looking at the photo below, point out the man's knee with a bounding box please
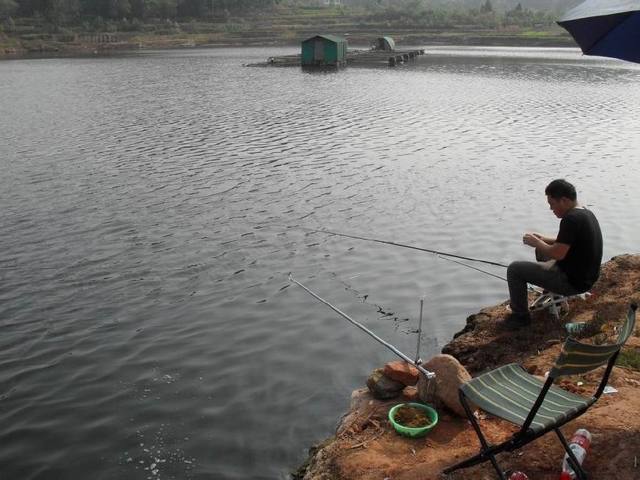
[507,261,527,281]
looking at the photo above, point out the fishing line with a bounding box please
[298,227,509,268]
[436,256,544,293]
[289,274,435,379]
[290,227,550,291]
[435,255,507,282]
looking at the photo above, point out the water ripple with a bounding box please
[1,46,640,479]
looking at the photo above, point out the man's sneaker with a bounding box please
[501,312,532,329]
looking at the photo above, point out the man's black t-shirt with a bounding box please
[556,208,603,291]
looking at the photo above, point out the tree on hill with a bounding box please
[5,0,561,28]
[12,0,280,20]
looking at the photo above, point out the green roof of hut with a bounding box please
[301,34,348,66]
[304,34,347,44]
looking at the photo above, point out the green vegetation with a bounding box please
[0,0,573,56]
[617,347,640,371]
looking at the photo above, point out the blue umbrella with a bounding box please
[558,0,640,63]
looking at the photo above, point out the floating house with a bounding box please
[373,36,395,51]
[301,34,348,67]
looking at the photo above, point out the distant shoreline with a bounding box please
[0,30,577,61]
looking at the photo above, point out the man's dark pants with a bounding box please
[507,250,581,316]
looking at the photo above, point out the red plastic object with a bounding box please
[509,472,529,480]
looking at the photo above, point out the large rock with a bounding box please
[366,368,405,400]
[417,354,472,417]
[383,360,419,386]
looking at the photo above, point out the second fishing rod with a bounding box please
[296,226,509,282]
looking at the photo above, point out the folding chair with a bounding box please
[529,287,590,320]
[443,303,637,480]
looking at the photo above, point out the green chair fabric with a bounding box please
[551,339,621,377]
[551,305,636,377]
[462,363,595,434]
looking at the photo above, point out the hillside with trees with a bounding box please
[414,0,581,13]
[0,0,581,57]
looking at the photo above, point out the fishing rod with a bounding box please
[299,227,509,268]
[300,228,555,289]
[415,297,425,364]
[289,274,436,379]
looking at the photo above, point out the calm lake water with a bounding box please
[1,45,640,479]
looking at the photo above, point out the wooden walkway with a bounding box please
[250,48,425,68]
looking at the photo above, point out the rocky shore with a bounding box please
[294,254,640,480]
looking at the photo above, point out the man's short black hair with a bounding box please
[545,179,577,201]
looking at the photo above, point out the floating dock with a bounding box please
[251,48,425,68]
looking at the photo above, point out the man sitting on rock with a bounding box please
[505,179,603,328]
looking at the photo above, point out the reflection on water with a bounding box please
[1,46,639,479]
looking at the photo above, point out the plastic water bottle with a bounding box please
[560,428,592,479]
[509,472,529,480]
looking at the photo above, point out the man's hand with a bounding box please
[530,232,556,244]
[523,232,569,260]
[523,233,544,248]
